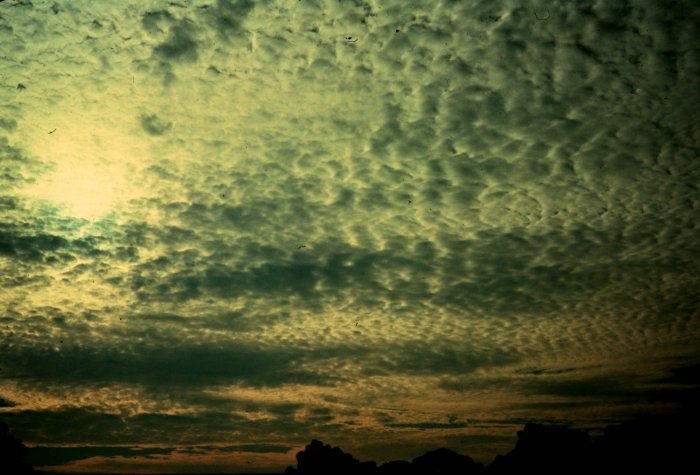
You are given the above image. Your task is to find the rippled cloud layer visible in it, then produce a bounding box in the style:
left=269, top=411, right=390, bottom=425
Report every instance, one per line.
left=1, top=0, right=699, bottom=472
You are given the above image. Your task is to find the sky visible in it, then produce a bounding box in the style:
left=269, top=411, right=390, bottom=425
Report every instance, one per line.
left=1, top=0, right=699, bottom=473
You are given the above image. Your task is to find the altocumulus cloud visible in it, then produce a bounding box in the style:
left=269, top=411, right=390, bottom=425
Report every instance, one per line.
left=1, top=0, right=700, bottom=471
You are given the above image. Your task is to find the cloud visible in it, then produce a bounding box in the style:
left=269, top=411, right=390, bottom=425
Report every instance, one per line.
left=153, top=20, right=199, bottom=62
left=1, top=409, right=126, bottom=445
left=1, top=342, right=329, bottom=388
left=142, top=10, right=175, bottom=34
left=0, top=138, right=42, bottom=191
left=0, top=118, right=16, bottom=131
left=655, top=362, right=700, bottom=386
left=0, top=397, right=15, bottom=408
left=139, top=113, right=172, bottom=135
left=362, top=343, right=519, bottom=377
left=0, top=230, right=68, bottom=261
left=1, top=0, right=699, bottom=471
left=2, top=408, right=244, bottom=445
left=26, top=446, right=174, bottom=467
left=214, top=443, right=291, bottom=453
left=385, top=422, right=468, bottom=430
left=1, top=330, right=515, bottom=393
left=206, top=0, right=256, bottom=39
left=526, top=376, right=641, bottom=399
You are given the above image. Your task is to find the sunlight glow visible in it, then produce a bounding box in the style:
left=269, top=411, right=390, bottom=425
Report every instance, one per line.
left=20, top=125, right=142, bottom=221
left=29, top=161, right=125, bottom=220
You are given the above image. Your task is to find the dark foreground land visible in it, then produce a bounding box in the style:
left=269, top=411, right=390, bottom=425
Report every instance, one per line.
left=3, top=415, right=699, bottom=475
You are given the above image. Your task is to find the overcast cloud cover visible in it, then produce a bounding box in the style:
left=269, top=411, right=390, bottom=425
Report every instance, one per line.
left=1, top=0, right=699, bottom=472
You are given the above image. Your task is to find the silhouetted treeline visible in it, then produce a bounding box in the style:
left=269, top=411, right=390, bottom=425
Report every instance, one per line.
left=0, top=420, right=41, bottom=475
left=2, top=417, right=697, bottom=474
left=286, top=417, right=698, bottom=475
left=284, top=439, right=485, bottom=475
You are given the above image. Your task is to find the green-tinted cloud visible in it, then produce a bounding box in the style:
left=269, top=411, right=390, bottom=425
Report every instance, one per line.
left=1, top=0, right=699, bottom=471
left=139, top=113, right=172, bottom=135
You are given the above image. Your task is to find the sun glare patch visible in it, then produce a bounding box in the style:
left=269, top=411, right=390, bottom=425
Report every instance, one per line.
left=19, top=128, right=142, bottom=222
